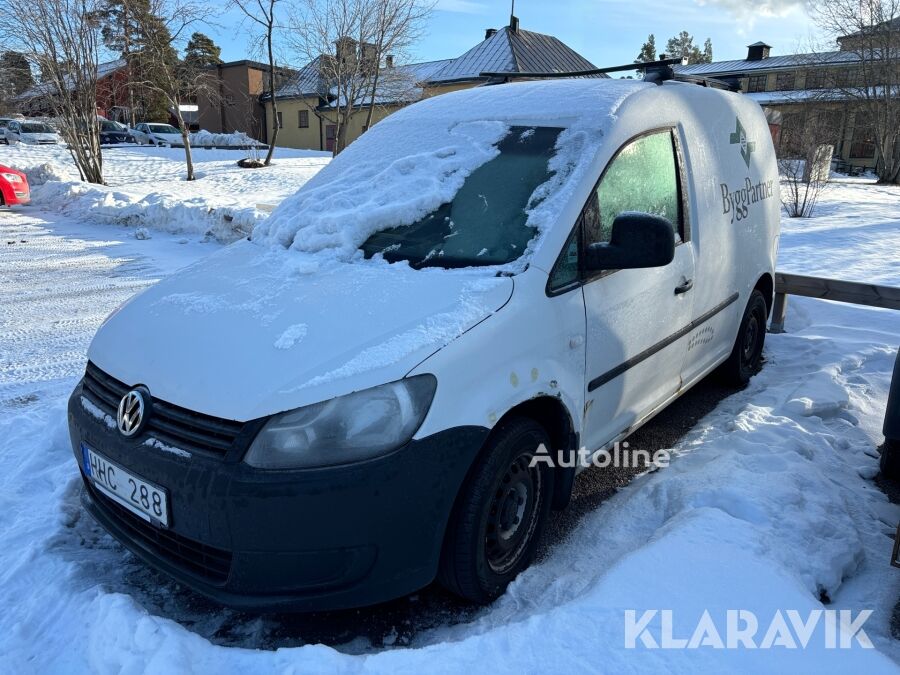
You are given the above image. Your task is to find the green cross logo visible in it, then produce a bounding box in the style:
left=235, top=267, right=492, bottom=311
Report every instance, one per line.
left=729, top=117, right=756, bottom=168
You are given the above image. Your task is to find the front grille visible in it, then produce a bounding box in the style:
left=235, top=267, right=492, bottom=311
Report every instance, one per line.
left=81, top=361, right=245, bottom=457
left=84, top=477, right=232, bottom=584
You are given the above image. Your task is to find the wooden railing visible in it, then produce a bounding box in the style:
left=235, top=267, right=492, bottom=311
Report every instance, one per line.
left=770, top=272, right=900, bottom=333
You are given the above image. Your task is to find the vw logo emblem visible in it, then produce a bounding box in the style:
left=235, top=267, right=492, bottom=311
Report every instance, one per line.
left=117, top=388, right=148, bottom=437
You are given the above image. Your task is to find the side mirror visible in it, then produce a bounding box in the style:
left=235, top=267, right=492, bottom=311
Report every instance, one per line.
left=584, top=212, right=676, bottom=272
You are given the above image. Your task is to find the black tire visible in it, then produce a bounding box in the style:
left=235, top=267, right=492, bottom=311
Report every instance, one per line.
left=880, top=440, right=900, bottom=480
left=438, top=417, right=554, bottom=603
left=719, top=289, right=768, bottom=386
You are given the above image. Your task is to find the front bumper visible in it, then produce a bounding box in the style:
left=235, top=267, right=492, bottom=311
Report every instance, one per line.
left=68, top=381, right=488, bottom=611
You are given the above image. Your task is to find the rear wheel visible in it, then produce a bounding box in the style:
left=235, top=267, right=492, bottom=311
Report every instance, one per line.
left=438, top=417, right=554, bottom=603
left=719, top=290, right=768, bottom=386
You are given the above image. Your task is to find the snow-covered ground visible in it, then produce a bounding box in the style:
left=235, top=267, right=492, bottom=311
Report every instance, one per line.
left=1, top=165, right=899, bottom=672
left=1, top=143, right=331, bottom=240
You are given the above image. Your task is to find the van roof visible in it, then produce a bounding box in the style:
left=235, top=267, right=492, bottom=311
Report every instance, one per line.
left=386, top=78, right=655, bottom=128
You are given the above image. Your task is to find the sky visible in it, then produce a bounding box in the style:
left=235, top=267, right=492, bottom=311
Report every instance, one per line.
left=209, top=0, right=822, bottom=69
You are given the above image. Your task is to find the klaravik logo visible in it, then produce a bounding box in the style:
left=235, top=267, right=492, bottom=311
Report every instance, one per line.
left=729, top=117, right=756, bottom=168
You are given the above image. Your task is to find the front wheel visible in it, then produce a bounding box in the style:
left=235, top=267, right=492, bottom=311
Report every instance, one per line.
left=438, top=417, right=553, bottom=603
left=719, top=289, right=768, bottom=386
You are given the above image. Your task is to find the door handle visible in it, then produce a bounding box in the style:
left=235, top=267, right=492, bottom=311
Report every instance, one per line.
left=674, top=278, right=694, bottom=294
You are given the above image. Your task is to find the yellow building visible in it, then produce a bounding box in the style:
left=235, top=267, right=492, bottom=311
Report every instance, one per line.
left=265, top=16, right=598, bottom=153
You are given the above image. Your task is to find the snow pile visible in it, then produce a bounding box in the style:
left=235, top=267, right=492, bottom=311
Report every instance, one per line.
left=21, top=160, right=78, bottom=186
left=254, top=79, right=649, bottom=267
left=30, top=179, right=262, bottom=241
left=190, top=130, right=263, bottom=147
left=273, top=323, right=308, bottom=349
left=0, top=142, right=331, bottom=242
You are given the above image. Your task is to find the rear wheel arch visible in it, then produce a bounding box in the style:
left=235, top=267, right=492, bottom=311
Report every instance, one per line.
left=754, top=273, right=774, bottom=317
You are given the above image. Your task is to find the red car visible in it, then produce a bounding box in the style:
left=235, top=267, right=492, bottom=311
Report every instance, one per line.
left=0, top=165, right=30, bottom=206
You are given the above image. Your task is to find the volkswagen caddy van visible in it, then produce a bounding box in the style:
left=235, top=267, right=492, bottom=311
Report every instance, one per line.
left=69, top=77, right=780, bottom=610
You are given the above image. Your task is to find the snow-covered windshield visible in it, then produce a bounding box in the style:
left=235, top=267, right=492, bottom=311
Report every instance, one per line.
left=360, top=126, right=562, bottom=268
left=149, top=124, right=179, bottom=134
left=22, top=123, right=54, bottom=133
left=254, top=79, right=653, bottom=271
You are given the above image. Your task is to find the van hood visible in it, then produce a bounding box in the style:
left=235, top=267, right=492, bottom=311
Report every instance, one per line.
left=88, top=239, right=513, bottom=421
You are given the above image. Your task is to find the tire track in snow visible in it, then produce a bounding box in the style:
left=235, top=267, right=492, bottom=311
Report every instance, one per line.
left=0, top=212, right=162, bottom=403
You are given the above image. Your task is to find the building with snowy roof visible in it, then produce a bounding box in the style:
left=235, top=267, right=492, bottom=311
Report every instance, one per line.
left=676, top=19, right=900, bottom=171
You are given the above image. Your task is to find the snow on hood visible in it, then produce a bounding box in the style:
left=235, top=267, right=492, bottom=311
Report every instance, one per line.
left=253, top=79, right=650, bottom=270
left=87, top=239, right=513, bottom=420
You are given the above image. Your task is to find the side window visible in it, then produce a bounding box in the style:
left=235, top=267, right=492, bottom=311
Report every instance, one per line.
left=548, top=228, right=580, bottom=292
left=584, top=130, right=684, bottom=247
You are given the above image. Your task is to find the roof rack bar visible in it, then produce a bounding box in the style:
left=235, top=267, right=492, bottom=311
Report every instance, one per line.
left=479, top=56, right=687, bottom=80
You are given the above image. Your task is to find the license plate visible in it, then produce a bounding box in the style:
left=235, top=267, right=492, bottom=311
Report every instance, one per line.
left=82, top=444, right=169, bottom=527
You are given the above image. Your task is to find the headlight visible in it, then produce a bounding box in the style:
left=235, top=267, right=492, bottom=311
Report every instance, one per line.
left=244, top=375, right=437, bottom=469
left=1, top=173, right=22, bottom=183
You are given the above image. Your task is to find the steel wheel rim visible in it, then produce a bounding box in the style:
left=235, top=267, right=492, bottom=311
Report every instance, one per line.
left=485, top=452, right=542, bottom=574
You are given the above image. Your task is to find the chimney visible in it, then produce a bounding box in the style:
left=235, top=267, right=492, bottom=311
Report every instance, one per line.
left=386, top=54, right=394, bottom=68
left=485, top=28, right=497, bottom=40
left=509, top=15, right=519, bottom=33
left=746, top=42, right=771, bottom=61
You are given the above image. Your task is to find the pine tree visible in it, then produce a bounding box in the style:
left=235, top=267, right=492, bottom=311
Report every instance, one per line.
left=636, top=34, right=656, bottom=63
left=665, top=31, right=713, bottom=65
left=91, top=0, right=175, bottom=122
left=0, top=51, right=35, bottom=96
left=184, top=32, right=223, bottom=69
left=701, top=38, right=713, bottom=64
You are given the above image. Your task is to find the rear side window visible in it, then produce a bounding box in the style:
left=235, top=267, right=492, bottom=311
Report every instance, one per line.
left=584, top=129, right=684, bottom=246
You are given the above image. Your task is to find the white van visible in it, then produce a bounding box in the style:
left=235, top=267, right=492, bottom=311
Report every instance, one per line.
left=69, top=77, right=780, bottom=611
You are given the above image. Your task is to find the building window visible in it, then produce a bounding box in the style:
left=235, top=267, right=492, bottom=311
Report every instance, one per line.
left=833, top=68, right=860, bottom=89
left=805, top=69, right=826, bottom=89
left=775, top=72, right=796, bottom=91
left=276, top=111, right=283, bottom=129
left=849, top=115, right=875, bottom=159
left=746, top=74, right=767, bottom=93
left=298, top=110, right=309, bottom=128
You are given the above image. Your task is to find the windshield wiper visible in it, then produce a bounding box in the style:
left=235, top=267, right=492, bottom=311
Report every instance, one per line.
left=410, top=256, right=486, bottom=270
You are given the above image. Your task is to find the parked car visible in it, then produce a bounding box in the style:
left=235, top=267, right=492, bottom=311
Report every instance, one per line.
left=69, top=77, right=780, bottom=611
left=0, top=165, right=30, bottom=206
left=4, top=120, right=61, bottom=145
left=0, top=118, right=21, bottom=145
left=131, top=122, right=183, bottom=147
left=99, top=120, right=137, bottom=145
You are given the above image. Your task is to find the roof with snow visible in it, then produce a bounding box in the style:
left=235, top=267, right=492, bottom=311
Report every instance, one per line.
left=674, top=50, right=862, bottom=77
left=273, top=21, right=599, bottom=102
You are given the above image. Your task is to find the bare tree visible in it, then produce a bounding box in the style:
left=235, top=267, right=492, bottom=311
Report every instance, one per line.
left=0, top=0, right=106, bottom=183
left=133, top=0, right=216, bottom=180
left=811, top=0, right=900, bottom=184
left=776, top=103, right=837, bottom=217
left=232, top=0, right=282, bottom=165
left=287, top=0, right=428, bottom=155
left=361, top=0, right=429, bottom=131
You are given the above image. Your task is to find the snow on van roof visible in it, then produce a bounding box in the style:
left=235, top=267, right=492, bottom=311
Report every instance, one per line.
left=252, top=79, right=651, bottom=270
